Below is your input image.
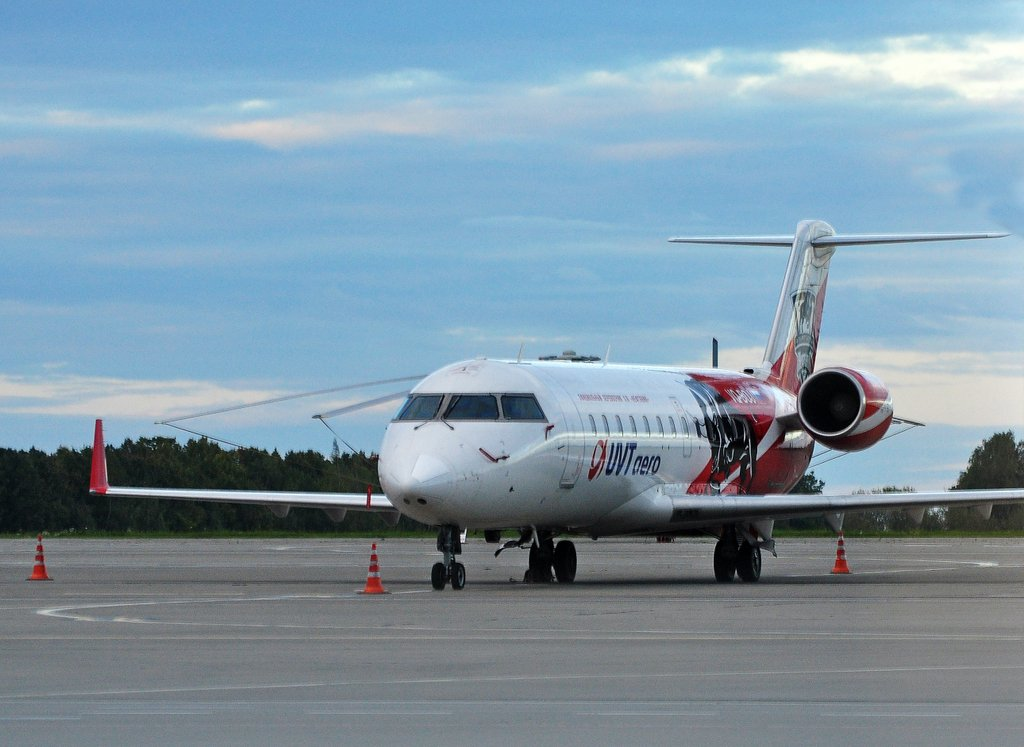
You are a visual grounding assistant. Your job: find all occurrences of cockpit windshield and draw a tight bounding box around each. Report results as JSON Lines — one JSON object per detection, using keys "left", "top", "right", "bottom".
{"left": 444, "top": 394, "right": 499, "bottom": 420}
{"left": 393, "top": 393, "right": 545, "bottom": 422}
{"left": 396, "top": 394, "right": 443, "bottom": 421}
{"left": 501, "top": 394, "right": 546, "bottom": 420}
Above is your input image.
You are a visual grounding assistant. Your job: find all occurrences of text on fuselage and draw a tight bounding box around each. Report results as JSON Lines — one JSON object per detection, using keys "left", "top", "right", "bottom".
{"left": 588, "top": 439, "right": 662, "bottom": 480}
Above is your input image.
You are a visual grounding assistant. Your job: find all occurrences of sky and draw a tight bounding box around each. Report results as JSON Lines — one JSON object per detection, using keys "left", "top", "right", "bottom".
{"left": 1, "top": 1, "right": 1022, "bottom": 493}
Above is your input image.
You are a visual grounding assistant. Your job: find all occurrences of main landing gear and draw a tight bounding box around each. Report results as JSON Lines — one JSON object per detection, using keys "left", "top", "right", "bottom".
{"left": 493, "top": 529, "right": 577, "bottom": 584}
{"left": 713, "top": 525, "right": 762, "bottom": 583}
{"left": 432, "top": 525, "right": 466, "bottom": 590}
{"left": 526, "top": 536, "right": 577, "bottom": 583}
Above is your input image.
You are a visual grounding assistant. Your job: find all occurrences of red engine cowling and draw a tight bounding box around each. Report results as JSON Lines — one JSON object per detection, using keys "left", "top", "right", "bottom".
{"left": 797, "top": 367, "right": 893, "bottom": 451}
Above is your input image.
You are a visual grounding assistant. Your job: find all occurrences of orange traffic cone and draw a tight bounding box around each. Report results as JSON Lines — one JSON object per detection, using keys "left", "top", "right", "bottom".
{"left": 27, "top": 534, "right": 53, "bottom": 581}
{"left": 831, "top": 532, "right": 851, "bottom": 574}
{"left": 360, "top": 543, "right": 388, "bottom": 594}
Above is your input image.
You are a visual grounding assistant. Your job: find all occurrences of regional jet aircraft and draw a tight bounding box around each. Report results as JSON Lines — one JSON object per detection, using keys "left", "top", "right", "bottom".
{"left": 90, "top": 219, "right": 1024, "bottom": 589}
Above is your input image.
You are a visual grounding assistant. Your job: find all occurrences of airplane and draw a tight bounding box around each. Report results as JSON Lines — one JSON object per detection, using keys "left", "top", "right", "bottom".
{"left": 89, "top": 219, "right": 1024, "bottom": 590}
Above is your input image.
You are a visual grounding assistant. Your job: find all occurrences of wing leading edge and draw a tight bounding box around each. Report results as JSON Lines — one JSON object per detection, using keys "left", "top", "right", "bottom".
{"left": 667, "top": 488, "right": 1024, "bottom": 527}
{"left": 89, "top": 420, "right": 397, "bottom": 514}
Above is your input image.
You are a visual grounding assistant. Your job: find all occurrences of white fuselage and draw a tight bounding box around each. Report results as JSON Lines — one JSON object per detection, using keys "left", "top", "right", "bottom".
{"left": 378, "top": 358, "right": 809, "bottom": 536}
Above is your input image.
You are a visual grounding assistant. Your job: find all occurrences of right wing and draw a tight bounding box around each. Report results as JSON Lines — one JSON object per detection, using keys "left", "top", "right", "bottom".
{"left": 89, "top": 420, "right": 398, "bottom": 518}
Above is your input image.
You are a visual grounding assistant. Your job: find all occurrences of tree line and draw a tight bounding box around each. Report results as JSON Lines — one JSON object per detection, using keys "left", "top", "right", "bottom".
{"left": 0, "top": 430, "right": 1021, "bottom": 535}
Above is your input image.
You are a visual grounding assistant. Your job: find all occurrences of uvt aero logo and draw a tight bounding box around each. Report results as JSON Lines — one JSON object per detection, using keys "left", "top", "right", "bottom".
{"left": 588, "top": 440, "right": 662, "bottom": 481}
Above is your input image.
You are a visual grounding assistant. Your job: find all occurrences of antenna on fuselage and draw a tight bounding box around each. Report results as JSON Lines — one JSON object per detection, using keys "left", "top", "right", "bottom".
{"left": 603, "top": 345, "right": 611, "bottom": 366}
{"left": 516, "top": 342, "right": 524, "bottom": 363}
{"left": 712, "top": 338, "right": 719, "bottom": 368}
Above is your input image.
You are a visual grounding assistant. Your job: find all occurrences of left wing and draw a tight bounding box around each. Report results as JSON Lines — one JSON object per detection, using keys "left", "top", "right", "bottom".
{"left": 667, "top": 488, "right": 1024, "bottom": 527}
{"left": 89, "top": 420, "right": 398, "bottom": 517}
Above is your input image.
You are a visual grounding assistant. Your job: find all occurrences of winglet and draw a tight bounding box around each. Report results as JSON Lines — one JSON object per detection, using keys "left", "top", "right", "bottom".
{"left": 90, "top": 419, "right": 109, "bottom": 494}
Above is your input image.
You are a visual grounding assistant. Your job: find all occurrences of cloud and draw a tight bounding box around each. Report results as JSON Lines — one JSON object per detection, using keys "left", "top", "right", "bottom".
{"left": 0, "top": 373, "right": 283, "bottom": 421}
{"left": 200, "top": 33, "right": 1024, "bottom": 150}
{"left": 592, "top": 139, "right": 741, "bottom": 161}
{"left": 766, "top": 36, "right": 1024, "bottom": 104}
{"left": 83, "top": 246, "right": 253, "bottom": 269}
{"left": 0, "top": 137, "right": 61, "bottom": 159}
{"left": 206, "top": 105, "right": 463, "bottom": 149}
{"left": 14, "top": 33, "right": 1023, "bottom": 152}
{"left": 461, "top": 214, "right": 621, "bottom": 232}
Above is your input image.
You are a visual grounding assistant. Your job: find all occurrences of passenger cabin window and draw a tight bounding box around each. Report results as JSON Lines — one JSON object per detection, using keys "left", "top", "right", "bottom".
{"left": 444, "top": 394, "right": 499, "bottom": 420}
{"left": 396, "top": 394, "right": 443, "bottom": 421}
{"left": 501, "top": 394, "right": 546, "bottom": 421}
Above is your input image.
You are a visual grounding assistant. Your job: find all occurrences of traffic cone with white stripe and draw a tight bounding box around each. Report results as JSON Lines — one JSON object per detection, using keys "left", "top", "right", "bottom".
{"left": 831, "top": 532, "right": 851, "bottom": 574}
{"left": 361, "top": 543, "right": 388, "bottom": 594}
{"left": 27, "top": 534, "right": 53, "bottom": 581}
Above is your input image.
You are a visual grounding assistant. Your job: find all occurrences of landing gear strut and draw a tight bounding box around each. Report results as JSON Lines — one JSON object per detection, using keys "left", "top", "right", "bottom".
{"left": 432, "top": 525, "right": 466, "bottom": 590}
{"left": 713, "top": 525, "right": 761, "bottom": 583}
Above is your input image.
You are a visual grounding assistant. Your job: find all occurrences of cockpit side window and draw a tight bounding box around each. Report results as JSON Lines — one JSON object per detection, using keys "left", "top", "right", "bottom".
{"left": 396, "top": 394, "right": 443, "bottom": 421}
{"left": 444, "top": 394, "right": 499, "bottom": 420}
{"left": 501, "top": 394, "right": 546, "bottom": 421}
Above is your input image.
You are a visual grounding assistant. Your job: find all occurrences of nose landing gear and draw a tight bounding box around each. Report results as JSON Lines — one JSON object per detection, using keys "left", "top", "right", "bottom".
{"left": 432, "top": 525, "right": 466, "bottom": 590}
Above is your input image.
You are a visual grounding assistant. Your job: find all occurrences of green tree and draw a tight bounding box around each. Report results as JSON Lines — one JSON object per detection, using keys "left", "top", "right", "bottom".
{"left": 946, "top": 431, "right": 1024, "bottom": 531}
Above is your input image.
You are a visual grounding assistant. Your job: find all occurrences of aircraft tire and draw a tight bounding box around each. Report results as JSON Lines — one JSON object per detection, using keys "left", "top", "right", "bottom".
{"left": 553, "top": 540, "right": 577, "bottom": 583}
{"left": 736, "top": 542, "right": 761, "bottom": 582}
{"left": 713, "top": 539, "right": 737, "bottom": 582}
{"left": 431, "top": 562, "right": 447, "bottom": 590}
{"left": 451, "top": 562, "right": 466, "bottom": 590}
{"left": 528, "top": 544, "right": 553, "bottom": 583}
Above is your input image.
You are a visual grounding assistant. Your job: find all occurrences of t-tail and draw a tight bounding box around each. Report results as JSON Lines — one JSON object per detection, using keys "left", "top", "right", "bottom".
{"left": 670, "top": 220, "right": 1009, "bottom": 394}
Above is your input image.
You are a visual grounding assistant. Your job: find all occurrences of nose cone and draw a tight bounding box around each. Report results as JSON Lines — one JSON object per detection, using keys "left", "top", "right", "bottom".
{"left": 379, "top": 442, "right": 454, "bottom": 522}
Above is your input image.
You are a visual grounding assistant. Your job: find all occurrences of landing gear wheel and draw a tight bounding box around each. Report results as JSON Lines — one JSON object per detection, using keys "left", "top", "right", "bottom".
{"left": 736, "top": 541, "right": 762, "bottom": 582}
{"left": 553, "top": 540, "right": 577, "bottom": 583}
{"left": 713, "top": 536, "right": 738, "bottom": 582}
{"left": 528, "top": 542, "right": 554, "bottom": 583}
{"left": 431, "top": 562, "right": 447, "bottom": 590}
{"left": 451, "top": 562, "right": 466, "bottom": 590}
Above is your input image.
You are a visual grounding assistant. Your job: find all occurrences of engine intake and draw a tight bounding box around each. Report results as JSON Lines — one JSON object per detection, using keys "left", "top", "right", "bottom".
{"left": 797, "top": 367, "right": 893, "bottom": 451}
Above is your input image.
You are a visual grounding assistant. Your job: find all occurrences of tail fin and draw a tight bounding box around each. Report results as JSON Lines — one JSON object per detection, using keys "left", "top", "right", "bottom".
{"left": 761, "top": 219, "right": 836, "bottom": 392}
{"left": 669, "top": 221, "right": 1008, "bottom": 394}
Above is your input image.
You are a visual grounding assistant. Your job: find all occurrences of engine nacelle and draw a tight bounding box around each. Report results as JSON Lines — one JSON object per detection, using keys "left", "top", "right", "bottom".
{"left": 797, "top": 367, "right": 893, "bottom": 451}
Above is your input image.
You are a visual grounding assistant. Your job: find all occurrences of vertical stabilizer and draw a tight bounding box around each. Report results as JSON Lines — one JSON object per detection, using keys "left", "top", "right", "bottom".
{"left": 761, "top": 220, "right": 836, "bottom": 393}
{"left": 669, "top": 221, "right": 1007, "bottom": 395}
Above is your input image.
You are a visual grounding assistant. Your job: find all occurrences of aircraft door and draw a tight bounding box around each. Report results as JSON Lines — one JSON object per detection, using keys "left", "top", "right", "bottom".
{"left": 548, "top": 381, "right": 586, "bottom": 488}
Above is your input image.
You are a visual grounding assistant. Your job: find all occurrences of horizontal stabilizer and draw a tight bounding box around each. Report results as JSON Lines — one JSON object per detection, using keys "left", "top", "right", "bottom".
{"left": 813, "top": 231, "right": 1009, "bottom": 246}
{"left": 668, "top": 235, "right": 794, "bottom": 246}
{"left": 669, "top": 230, "right": 1009, "bottom": 247}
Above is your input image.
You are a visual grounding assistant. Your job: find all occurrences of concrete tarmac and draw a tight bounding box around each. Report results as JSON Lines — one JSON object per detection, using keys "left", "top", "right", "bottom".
{"left": 3, "top": 536, "right": 1024, "bottom": 746}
